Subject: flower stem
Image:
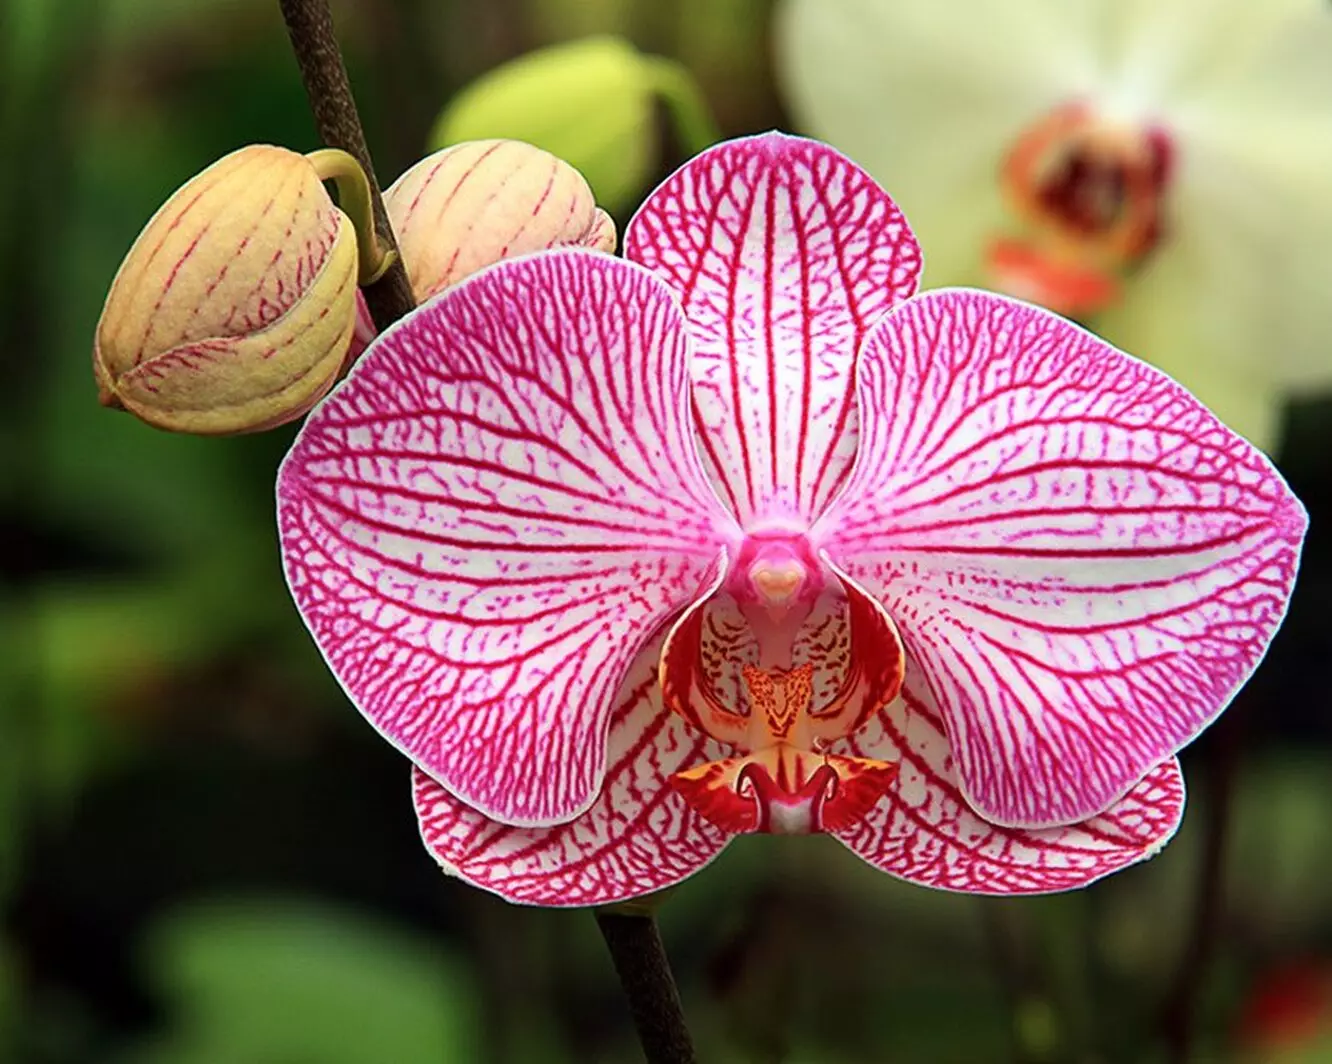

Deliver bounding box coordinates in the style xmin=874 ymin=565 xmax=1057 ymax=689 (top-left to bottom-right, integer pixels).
xmin=276 ymin=0 xmax=416 ymax=331
xmin=305 ymin=148 xmax=397 ymax=283
xmin=595 ymin=910 xmax=699 ymax=1064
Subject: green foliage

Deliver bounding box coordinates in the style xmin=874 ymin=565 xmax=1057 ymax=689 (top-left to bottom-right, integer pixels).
xmin=430 ymin=35 xmax=719 ymax=215
xmin=120 ymin=899 xmax=480 ymax=1064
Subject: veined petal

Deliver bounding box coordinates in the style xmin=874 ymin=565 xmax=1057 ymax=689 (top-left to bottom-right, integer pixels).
xmin=278 ymin=250 xmax=737 ymax=826
xmin=832 ymin=657 xmax=1185 ymax=894
xmin=817 ymin=289 xmax=1305 ymax=828
xmin=413 ymin=638 xmax=731 ymax=906
xmin=624 ymin=132 xmax=921 ymax=526
xmin=1099 ymin=326 xmax=1285 ymax=452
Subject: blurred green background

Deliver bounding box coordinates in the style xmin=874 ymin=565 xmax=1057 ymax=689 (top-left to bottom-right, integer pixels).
xmin=3 ymin=0 xmax=1331 ymax=1061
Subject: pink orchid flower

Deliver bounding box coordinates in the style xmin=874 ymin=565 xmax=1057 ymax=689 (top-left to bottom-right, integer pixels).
xmin=277 ymin=133 xmax=1305 ymax=906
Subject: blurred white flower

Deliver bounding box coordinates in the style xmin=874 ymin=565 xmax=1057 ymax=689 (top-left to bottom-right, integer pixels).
xmin=776 ymin=0 xmax=1332 ymax=450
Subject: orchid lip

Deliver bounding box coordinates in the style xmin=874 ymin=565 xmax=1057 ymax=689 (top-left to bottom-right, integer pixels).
xmin=991 ymin=100 xmax=1175 ymax=314
xmin=736 ymin=758 xmax=837 ymax=835
xmin=1001 ymin=100 xmax=1173 ymax=258
xmin=659 ymin=532 xmax=907 ymax=836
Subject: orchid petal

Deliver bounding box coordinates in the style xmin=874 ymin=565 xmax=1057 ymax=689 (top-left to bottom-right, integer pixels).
xmin=1107 ymin=0 xmax=1327 ymax=100
xmin=412 ymin=638 xmax=731 ymax=906
xmin=624 ymin=131 xmax=921 ymax=526
xmin=1093 ymin=320 xmax=1286 ymax=452
xmin=832 ymin=656 xmax=1185 ymax=894
xmin=1099 ymin=0 xmax=1332 ymax=401
xmin=818 ymin=288 xmax=1305 ymax=828
xmin=279 ymin=249 xmax=736 ymax=826
xmin=1100 ymin=98 xmax=1332 ymax=398
xmin=775 ymin=0 xmax=1098 ymax=294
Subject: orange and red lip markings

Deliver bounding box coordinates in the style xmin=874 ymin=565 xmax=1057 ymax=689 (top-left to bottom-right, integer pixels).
xmin=669 ymin=745 xmax=899 ymax=835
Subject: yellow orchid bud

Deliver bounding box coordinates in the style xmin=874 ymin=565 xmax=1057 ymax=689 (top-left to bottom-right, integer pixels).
xmin=429 ymin=36 xmax=719 ymax=215
xmin=94 ymin=145 xmax=363 ymax=435
xmin=384 ymin=139 xmax=616 ymax=302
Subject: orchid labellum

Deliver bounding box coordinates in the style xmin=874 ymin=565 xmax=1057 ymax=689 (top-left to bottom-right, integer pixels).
xmin=277 ymin=133 xmax=1304 ymax=906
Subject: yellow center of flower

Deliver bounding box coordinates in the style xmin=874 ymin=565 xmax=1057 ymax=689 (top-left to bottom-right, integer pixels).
xmin=988 ymin=101 xmax=1173 ymax=317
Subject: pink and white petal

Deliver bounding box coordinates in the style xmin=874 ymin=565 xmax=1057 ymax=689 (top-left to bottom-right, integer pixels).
xmin=818 ymin=288 xmax=1305 ymax=828
xmin=624 ymin=132 xmax=921 ymax=526
xmin=413 ymin=638 xmax=731 ymax=907
xmin=832 ymin=659 xmax=1185 ymax=894
xmin=279 ymin=250 xmax=737 ymax=826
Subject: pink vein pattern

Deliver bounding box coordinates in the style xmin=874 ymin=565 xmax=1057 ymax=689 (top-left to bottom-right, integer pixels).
xmin=412 ymin=638 xmax=731 ymax=906
xmin=624 ymin=132 xmax=922 ymax=527
xmin=278 ymin=250 xmax=736 ymax=825
xmin=832 ymin=655 xmax=1185 ymax=893
xmin=818 ymin=289 xmax=1306 ymax=828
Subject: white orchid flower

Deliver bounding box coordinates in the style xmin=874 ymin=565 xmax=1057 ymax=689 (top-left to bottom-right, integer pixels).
xmin=776 ymin=0 xmax=1332 ymax=451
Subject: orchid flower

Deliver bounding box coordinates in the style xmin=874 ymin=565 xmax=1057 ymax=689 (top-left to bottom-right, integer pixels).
xmin=776 ymin=0 xmax=1332 ymax=453
xmin=277 ymin=133 xmax=1304 ymax=906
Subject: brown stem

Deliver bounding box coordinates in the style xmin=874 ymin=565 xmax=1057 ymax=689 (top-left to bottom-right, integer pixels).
xmin=276 ymin=0 xmax=416 ymax=331
xmin=1160 ymin=706 xmax=1245 ymax=1062
xmin=595 ymin=910 xmax=699 ymax=1064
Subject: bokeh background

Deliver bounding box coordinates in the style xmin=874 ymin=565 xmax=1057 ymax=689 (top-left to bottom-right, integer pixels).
xmin=3 ymin=0 xmax=1331 ymax=1061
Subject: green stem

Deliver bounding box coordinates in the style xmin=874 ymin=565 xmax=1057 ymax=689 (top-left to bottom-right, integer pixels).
xmin=306 ymin=148 xmax=396 ymax=283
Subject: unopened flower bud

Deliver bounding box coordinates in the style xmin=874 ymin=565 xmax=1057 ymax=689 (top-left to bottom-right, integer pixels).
xmin=384 ymin=139 xmax=616 ymax=302
xmin=429 ymin=37 xmax=719 ymax=214
xmin=94 ymin=145 xmax=371 ymax=435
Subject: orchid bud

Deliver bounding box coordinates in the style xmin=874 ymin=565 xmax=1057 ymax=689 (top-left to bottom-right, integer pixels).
xmin=94 ymin=145 xmax=388 ymax=435
xmin=384 ymin=139 xmax=616 ymax=303
xmin=429 ymin=37 xmax=719 ymax=214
